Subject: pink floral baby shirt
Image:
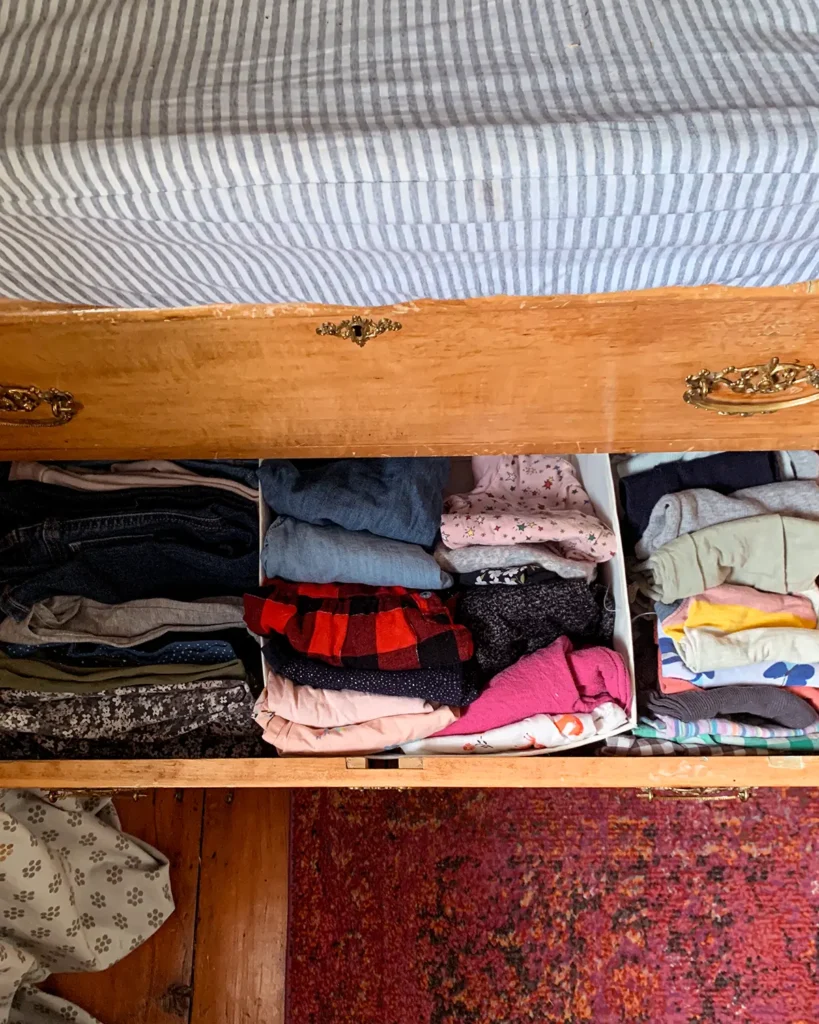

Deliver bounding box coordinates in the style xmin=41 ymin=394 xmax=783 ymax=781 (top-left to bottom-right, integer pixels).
xmin=440 ymin=455 xmax=616 ymax=562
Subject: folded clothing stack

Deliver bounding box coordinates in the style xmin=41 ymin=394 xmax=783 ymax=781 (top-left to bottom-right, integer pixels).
xmin=436 ymin=455 xmax=616 ymax=582
xmin=0 ymin=461 xmax=266 ymax=758
xmin=249 ymin=454 xmax=631 ymax=756
xmin=246 ymin=580 xmax=473 ymax=753
xmin=616 ymin=449 xmax=819 ymax=755
xmin=259 ymin=458 xmax=452 ymax=588
xmin=403 ymin=636 xmax=630 ymax=754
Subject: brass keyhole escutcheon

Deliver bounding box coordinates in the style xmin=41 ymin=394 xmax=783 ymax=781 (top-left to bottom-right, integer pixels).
xmin=316 ymin=315 xmax=402 ymax=348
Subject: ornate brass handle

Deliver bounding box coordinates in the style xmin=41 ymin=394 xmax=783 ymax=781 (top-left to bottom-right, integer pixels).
xmin=684 ymin=357 xmax=819 ymax=416
xmin=316 ymin=315 xmax=402 ymax=348
xmin=0 ymin=384 xmax=80 ymax=427
xmin=639 ymin=787 xmax=752 ymax=802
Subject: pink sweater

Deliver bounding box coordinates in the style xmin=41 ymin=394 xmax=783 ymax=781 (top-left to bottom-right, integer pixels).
xmin=434 ymin=636 xmax=630 ymax=736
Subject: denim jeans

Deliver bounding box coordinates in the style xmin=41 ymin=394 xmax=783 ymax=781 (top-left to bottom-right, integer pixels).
xmin=0 ymin=485 xmax=258 ymax=619
xmin=262 ymin=516 xmax=452 ymax=588
xmin=258 ymin=458 xmax=449 ymax=546
xmin=0 ymin=629 xmax=252 ymax=668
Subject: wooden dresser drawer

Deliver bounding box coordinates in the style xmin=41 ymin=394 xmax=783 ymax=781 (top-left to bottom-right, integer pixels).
xmin=2 ymin=285 xmax=819 ymax=459
xmin=0 ymin=755 xmax=817 ymax=791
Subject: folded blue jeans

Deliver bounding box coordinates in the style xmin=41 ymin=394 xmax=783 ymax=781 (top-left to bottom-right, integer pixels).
xmin=259 ymin=457 xmax=449 ymax=545
xmin=0 ymin=490 xmax=258 ymax=619
xmin=262 ymin=516 xmax=453 ymax=588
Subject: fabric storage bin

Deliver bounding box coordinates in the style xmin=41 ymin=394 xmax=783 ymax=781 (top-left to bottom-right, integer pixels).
xmin=302 ymin=453 xmax=637 ymax=760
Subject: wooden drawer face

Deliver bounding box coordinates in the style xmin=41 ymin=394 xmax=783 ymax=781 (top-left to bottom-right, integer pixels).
xmin=1 ymin=287 xmax=819 ymax=459
xmin=0 ymin=755 xmax=815 ymax=789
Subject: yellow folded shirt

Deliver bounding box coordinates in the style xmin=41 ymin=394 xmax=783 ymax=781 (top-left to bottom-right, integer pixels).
xmin=663 ymin=584 xmax=816 ymax=642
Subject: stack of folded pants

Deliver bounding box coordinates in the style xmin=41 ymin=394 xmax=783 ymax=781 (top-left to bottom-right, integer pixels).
xmin=0 ymin=461 xmax=267 ymax=758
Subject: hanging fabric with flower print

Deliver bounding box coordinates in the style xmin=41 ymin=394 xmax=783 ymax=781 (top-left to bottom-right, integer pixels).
xmin=440 ymin=456 xmax=616 ymax=562
xmin=0 ymin=789 xmax=174 ymax=1024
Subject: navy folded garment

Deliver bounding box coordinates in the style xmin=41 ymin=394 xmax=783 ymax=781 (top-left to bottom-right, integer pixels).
xmin=0 ymin=487 xmax=259 ymax=618
xmin=262 ymin=634 xmax=480 ymax=706
xmin=619 ymin=451 xmax=780 ymax=547
xmin=258 ymin=457 xmax=450 ymax=546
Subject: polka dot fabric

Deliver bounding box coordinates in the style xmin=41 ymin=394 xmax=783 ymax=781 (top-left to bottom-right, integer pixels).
xmin=0 ymin=790 xmax=173 ymax=1023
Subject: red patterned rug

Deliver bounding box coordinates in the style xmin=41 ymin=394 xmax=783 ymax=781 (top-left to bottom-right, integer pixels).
xmin=287 ymin=788 xmax=819 ymax=1024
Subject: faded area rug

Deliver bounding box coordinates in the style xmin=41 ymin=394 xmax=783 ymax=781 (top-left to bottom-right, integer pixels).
xmin=288 ymin=788 xmax=819 ymax=1024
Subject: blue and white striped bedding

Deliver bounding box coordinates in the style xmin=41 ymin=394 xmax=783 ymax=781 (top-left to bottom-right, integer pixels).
xmin=1 ymin=0 xmax=818 ymax=308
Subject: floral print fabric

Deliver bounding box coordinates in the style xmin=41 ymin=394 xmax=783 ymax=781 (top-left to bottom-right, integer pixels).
xmin=402 ymin=701 xmax=627 ymax=755
xmin=440 ymin=456 xmax=616 ymax=562
xmin=0 ymin=789 xmax=174 ymax=1024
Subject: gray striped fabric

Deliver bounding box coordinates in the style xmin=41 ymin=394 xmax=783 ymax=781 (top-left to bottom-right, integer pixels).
xmin=1 ymin=0 xmax=818 ymax=308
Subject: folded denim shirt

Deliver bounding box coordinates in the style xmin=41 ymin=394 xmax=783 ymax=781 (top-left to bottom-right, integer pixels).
xmin=258 ymin=457 xmax=450 ymax=546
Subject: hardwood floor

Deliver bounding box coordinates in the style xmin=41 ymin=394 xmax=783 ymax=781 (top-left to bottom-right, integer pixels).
xmin=44 ymin=789 xmax=290 ymax=1024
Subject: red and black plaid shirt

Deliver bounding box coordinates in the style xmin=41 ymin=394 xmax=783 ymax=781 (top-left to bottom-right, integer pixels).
xmin=244 ymin=580 xmax=473 ymax=671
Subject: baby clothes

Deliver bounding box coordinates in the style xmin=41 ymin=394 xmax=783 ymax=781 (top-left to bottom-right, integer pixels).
xmin=245 ymin=581 xmax=473 ymax=671
xmin=262 ymin=634 xmax=480 ymax=706
xmin=440 ymin=456 xmax=615 ymax=562
xmin=636 ymin=481 xmax=819 ymax=558
xmin=646 ymin=683 xmax=819 ymax=729
xmin=258 ymin=457 xmax=449 ymax=546
xmin=660 ymin=624 xmax=819 ymax=673
xmin=262 ymin=515 xmax=452 ymax=589
xmin=458 ymin=580 xmax=614 ymax=683
xmin=655 ymin=648 xmax=819 ymax=713
xmin=637 ymin=714 xmax=819 ymax=743
xmin=10 ymin=459 xmax=259 ymax=502
xmin=455 ymin=565 xmax=560 ymax=586
xmin=254 ymin=693 xmax=455 ymax=754
xmin=639 ymin=515 xmax=819 ymax=603
xmin=433 ymin=636 xmax=630 ymax=737
xmin=619 ymin=450 xmax=780 ymax=545
xmin=662 ymin=585 xmax=816 ymax=642
xmin=658 ymin=620 xmax=819 ymax=691
xmin=263 ymin=667 xmax=434 ymax=727
xmin=403 ymin=702 xmax=627 ymax=755
xmin=433 ymin=539 xmax=596 ymax=581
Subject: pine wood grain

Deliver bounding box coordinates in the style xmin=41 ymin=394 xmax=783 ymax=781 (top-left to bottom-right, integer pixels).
xmin=2 ymin=287 xmax=819 ymax=458
xmin=190 ymin=790 xmax=290 ymax=1024
xmin=0 ymin=756 xmax=816 ymax=789
xmin=45 ymin=790 xmax=205 ymax=1024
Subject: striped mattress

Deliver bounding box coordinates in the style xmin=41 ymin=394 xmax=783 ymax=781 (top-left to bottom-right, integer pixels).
xmin=1 ymin=0 xmax=818 ymax=308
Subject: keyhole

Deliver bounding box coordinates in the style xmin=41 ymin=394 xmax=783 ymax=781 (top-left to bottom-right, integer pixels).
xmin=352 ymin=324 xmax=363 ymax=339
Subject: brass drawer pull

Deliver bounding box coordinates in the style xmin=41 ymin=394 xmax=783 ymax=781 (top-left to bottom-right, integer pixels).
xmin=316 ymin=315 xmax=402 ymax=348
xmin=0 ymin=383 xmax=79 ymax=427
xmin=684 ymin=357 xmax=819 ymax=416
xmin=639 ymin=787 xmax=752 ymax=802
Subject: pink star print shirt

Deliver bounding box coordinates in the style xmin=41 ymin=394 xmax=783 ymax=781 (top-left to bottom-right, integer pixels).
xmin=440 ymin=455 xmax=616 ymax=562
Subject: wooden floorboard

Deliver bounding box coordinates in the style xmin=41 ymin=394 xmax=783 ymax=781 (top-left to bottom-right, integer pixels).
xmin=190 ymin=790 xmax=290 ymax=1024
xmin=45 ymin=790 xmax=206 ymax=1024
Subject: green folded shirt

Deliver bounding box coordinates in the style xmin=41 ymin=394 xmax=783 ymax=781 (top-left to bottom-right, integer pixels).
xmin=0 ymin=653 xmax=246 ymax=694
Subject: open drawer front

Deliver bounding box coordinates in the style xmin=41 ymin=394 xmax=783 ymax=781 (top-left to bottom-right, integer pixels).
xmin=0 ymin=447 xmax=817 ymax=790
xmin=3 ymin=288 xmax=819 ymax=459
